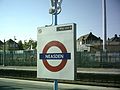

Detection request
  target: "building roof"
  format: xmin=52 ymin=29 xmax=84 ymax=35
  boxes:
xmin=77 ymin=32 xmax=102 ymax=41
xmin=108 ymin=34 xmax=120 ymax=42
xmin=0 ymin=40 xmax=3 ymax=45
xmin=6 ymin=39 xmax=17 ymax=44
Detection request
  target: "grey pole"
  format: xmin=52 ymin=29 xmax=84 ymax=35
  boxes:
xmin=102 ymin=0 xmax=107 ymax=52
xmin=3 ymin=39 xmax=5 ymax=66
xmin=54 ymin=0 xmax=58 ymax=25
xmin=54 ymin=1 xmax=58 ymax=90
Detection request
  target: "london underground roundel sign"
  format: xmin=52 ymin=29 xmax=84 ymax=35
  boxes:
xmin=40 ymin=41 xmax=71 ymax=72
xmin=37 ymin=23 xmax=76 ymax=80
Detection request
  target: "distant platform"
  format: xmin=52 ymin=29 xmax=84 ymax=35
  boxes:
xmin=0 ymin=65 xmax=120 ymax=75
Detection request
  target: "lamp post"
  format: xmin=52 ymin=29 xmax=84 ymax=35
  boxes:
xmin=102 ymin=0 xmax=107 ymax=52
xmin=13 ymin=36 xmax=17 ymax=65
xmin=54 ymin=0 xmax=58 ymax=25
xmin=49 ymin=0 xmax=62 ymax=90
xmin=13 ymin=36 xmax=17 ymax=55
xmin=49 ymin=0 xmax=62 ymax=25
xmin=102 ymin=0 xmax=108 ymax=66
xmin=3 ymin=39 xmax=5 ymax=66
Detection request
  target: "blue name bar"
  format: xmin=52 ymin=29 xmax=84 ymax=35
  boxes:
xmin=39 ymin=53 xmax=71 ymax=60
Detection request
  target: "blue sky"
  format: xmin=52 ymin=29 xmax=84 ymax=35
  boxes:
xmin=0 ymin=0 xmax=120 ymax=42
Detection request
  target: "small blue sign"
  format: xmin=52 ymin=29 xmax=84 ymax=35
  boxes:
xmin=40 ymin=53 xmax=71 ymax=60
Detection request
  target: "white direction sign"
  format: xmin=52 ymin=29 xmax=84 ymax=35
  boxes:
xmin=37 ymin=23 xmax=76 ymax=80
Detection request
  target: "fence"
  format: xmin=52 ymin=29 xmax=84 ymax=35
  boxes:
xmin=76 ymin=51 xmax=120 ymax=68
xmin=0 ymin=50 xmax=37 ymax=66
xmin=0 ymin=50 xmax=120 ymax=68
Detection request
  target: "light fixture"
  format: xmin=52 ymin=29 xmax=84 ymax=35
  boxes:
xmin=49 ymin=0 xmax=62 ymax=15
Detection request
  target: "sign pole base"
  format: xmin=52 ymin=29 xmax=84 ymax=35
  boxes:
xmin=54 ymin=79 xmax=58 ymax=90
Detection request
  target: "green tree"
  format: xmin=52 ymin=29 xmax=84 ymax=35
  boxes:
xmin=23 ymin=40 xmax=29 ymax=50
xmin=28 ymin=39 xmax=37 ymax=50
xmin=23 ymin=39 xmax=37 ymax=50
xmin=18 ymin=40 xmax=23 ymax=50
xmin=32 ymin=41 xmax=37 ymax=49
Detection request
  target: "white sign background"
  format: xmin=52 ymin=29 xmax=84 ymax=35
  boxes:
xmin=37 ymin=23 xmax=76 ymax=80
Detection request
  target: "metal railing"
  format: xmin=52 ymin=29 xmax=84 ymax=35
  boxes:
xmin=0 ymin=50 xmax=120 ymax=68
xmin=76 ymin=51 xmax=120 ymax=68
xmin=0 ymin=50 xmax=37 ymax=66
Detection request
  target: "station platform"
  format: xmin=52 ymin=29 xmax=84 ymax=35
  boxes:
xmin=0 ymin=65 xmax=120 ymax=75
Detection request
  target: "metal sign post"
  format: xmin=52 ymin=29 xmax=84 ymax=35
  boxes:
xmin=54 ymin=0 xmax=58 ymax=25
xmin=54 ymin=0 xmax=58 ymax=90
xmin=54 ymin=79 xmax=58 ymax=90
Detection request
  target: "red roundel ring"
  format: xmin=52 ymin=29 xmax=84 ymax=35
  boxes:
xmin=42 ymin=41 xmax=67 ymax=72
